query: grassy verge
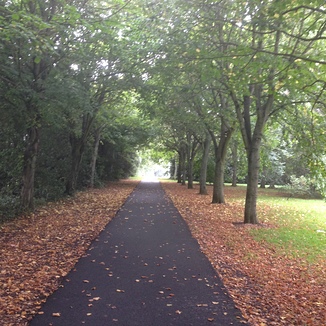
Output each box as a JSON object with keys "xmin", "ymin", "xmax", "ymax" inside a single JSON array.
[
  {"xmin": 160, "ymin": 179, "xmax": 326, "ymax": 260},
  {"xmin": 162, "ymin": 181, "xmax": 326, "ymax": 325},
  {"xmin": 252, "ymin": 195, "xmax": 326, "ymax": 262}
]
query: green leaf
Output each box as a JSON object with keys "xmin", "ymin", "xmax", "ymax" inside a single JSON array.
[{"xmin": 11, "ymin": 13, "xmax": 20, "ymax": 21}]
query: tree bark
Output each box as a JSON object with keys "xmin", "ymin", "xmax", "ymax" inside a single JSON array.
[
  {"xmin": 89, "ymin": 127, "xmax": 102, "ymax": 188},
  {"xmin": 199, "ymin": 132, "xmax": 211, "ymax": 195},
  {"xmin": 260, "ymin": 161, "xmax": 267, "ymax": 188},
  {"xmin": 177, "ymin": 152, "xmax": 182, "ymax": 183},
  {"xmin": 187, "ymin": 158, "xmax": 194, "ymax": 189},
  {"xmin": 231, "ymin": 89, "xmax": 274, "ymax": 224},
  {"xmin": 231, "ymin": 141, "xmax": 238, "ymax": 187},
  {"xmin": 66, "ymin": 114, "xmax": 94, "ymax": 195},
  {"xmin": 244, "ymin": 130, "xmax": 262, "ymax": 224},
  {"xmin": 186, "ymin": 133, "xmax": 200, "ymax": 189},
  {"xmin": 211, "ymin": 124, "xmax": 234, "ymax": 204},
  {"xmin": 21, "ymin": 126, "xmax": 40, "ymax": 210},
  {"xmin": 66, "ymin": 135, "xmax": 84, "ymax": 195},
  {"xmin": 20, "ymin": 48, "xmax": 49, "ymax": 209},
  {"xmin": 179, "ymin": 144, "xmax": 187, "ymax": 186},
  {"xmin": 173, "ymin": 155, "xmax": 178, "ymax": 180}
]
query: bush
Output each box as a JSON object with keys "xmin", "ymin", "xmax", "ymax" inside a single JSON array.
[
  {"xmin": 0, "ymin": 194, "xmax": 21, "ymax": 223},
  {"xmin": 288, "ymin": 175, "xmax": 322, "ymax": 199}
]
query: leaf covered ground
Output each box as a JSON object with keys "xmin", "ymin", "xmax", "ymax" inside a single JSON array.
[
  {"xmin": 1, "ymin": 180, "xmax": 325, "ymax": 325},
  {"xmin": 0, "ymin": 180, "xmax": 138, "ymax": 326},
  {"xmin": 162, "ymin": 182, "xmax": 326, "ymax": 326}
]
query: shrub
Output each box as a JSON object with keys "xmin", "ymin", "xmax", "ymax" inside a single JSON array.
[
  {"xmin": 288, "ymin": 175, "xmax": 322, "ymax": 199},
  {"xmin": 0, "ymin": 194, "xmax": 21, "ymax": 223}
]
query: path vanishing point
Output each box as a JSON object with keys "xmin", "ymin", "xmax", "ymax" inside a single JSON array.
[{"xmin": 30, "ymin": 180, "xmax": 247, "ymax": 326}]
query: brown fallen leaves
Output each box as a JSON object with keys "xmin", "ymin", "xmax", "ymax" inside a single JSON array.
[
  {"xmin": 162, "ymin": 182, "xmax": 326, "ymax": 326},
  {"xmin": 1, "ymin": 180, "xmax": 325, "ymax": 325},
  {"xmin": 0, "ymin": 180, "xmax": 138, "ymax": 326}
]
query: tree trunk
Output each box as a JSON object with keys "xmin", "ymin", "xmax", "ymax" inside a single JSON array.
[
  {"xmin": 179, "ymin": 145, "xmax": 187, "ymax": 186},
  {"xmin": 211, "ymin": 124, "xmax": 234, "ymax": 204},
  {"xmin": 186, "ymin": 134, "xmax": 200, "ymax": 190},
  {"xmin": 177, "ymin": 153, "xmax": 182, "ymax": 183},
  {"xmin": 187, "ymin": 158, "xmax": 194, "ymax": 189},
  {"xmin": 89, "ymin": 127, "xmax": 101, "ymax": 188},
  {"xmin": 66, "ymin": 135, "xmax": 84, "ymax": 195},
  {"xmin": 212, "ymin": 151, "xmax": 226, "ymax": 204},
  {"xmin": 244, "ymin": 134, "xmax": 262, "ymax": 224},
  {"xmin": 199, "ymin": 133, "xmax": 211, "ymax": 195},
  {"xmin": 260, "ymin": 164, "xmax": 267, "ymax": 188},
  {"xmin": 21, "ymin": 126, "xmax": 40, "ymax": 210},
  {"xmin": 169, "ymin": 158, "xmax": 175, "ymax": 179},
  {"xmin": 231, "ymin": 86, "xmax": 273, "ymax": 224},
  {"xmin": 186, "ymin": 134, "xmax": 193, "ymax": 189},
  {"xmin": 173, "ymin": 155, "xmax": 178, "ymax": 180},
  {"xmin": 231, "ymin": 141, "xmax": 238, "ymax": 187},
  {"xmin": 66, "ymin": 114, "xmax": 94, "ymax": 195}
]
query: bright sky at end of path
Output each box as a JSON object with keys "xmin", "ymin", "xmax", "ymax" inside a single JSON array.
[{"xmin": 141, "ymin": 174, "xmax": 159, "ymax": 182}]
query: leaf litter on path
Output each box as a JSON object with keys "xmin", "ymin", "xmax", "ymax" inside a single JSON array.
[
  {"xmin": 161, "ymin": 182, "xmax": 326, "ymax": 326},
  {"xmin": 0, "ymin": 180, "xmax": 138, "ymax": 326}
]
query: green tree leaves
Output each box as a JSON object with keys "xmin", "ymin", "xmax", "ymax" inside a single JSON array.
[{"xmin": 1, "ymin": 0, "xmax": 325, "ymax": 220}]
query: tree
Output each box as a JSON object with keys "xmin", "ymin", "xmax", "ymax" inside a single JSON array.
[
  {"xmin": 0, "ymin": 0, "xmax": 67, "ymax": 208},
  {"xmin": 1, "ymin": 0, "xmax": 326, "ymax": 221},
  {"xmin": 198, "ymin": 132, "xmax": 211, "ymax": 195},
  {"xmin": 145, "ymin": 0, "xmax": 326, "ymax": 222},
  {"xmin": 202, "ymin": 0, "xmax": 326, "ymax": 223},
  {"xmin": 0, "ymin": 0, "xmax": 149, "ymax": 207},
  {"xmin": 0, "ymin": 0, "xmax": 121, "ymax": 208}
]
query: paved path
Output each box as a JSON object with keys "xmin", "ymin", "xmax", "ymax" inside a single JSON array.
[{"xmin": 30, "ymin": 181, "xmax": 246, "ymax": 325}]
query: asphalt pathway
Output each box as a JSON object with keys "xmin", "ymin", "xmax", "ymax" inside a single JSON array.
[{"xmin": 30, "ymin": 181, "xmax": 246, "ymax": 325}]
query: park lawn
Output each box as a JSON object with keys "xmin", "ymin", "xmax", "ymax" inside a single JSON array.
[
  {"xmin": 224, "ymin": 185, "xmax": 326, "ymax": 262},
  {"xmin": 162, "ymin": 181, "xmax": 326, "ymax": 326},
  {"xmin": 251, "ymin": 196, "xmax": 326, "ymax": 262}
]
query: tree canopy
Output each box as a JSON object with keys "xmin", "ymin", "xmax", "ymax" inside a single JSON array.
[{"xmin": 1, "ymin": 0, "xmax": 325, "ymax": 223}]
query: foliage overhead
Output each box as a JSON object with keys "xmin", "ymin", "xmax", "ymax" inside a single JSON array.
[{"xmin": 0, "ymin": 0, "xmax": 326, "ymax": 219}]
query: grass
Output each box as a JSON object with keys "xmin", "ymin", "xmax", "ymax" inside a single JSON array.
[
  {"xmin": 129, "ymin": 175, "xmax": 143, "ymax": 181},
  {"xmin": 251, "ymin": 190, "xmax": 326, "ymax": 262},
  {"xmin": 161, "ymin": 180, "xmax": 326, "ymax": 262},
  {"xmin": 162, "ymin": 181, "xmax": 326, "ymax": 325}
]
